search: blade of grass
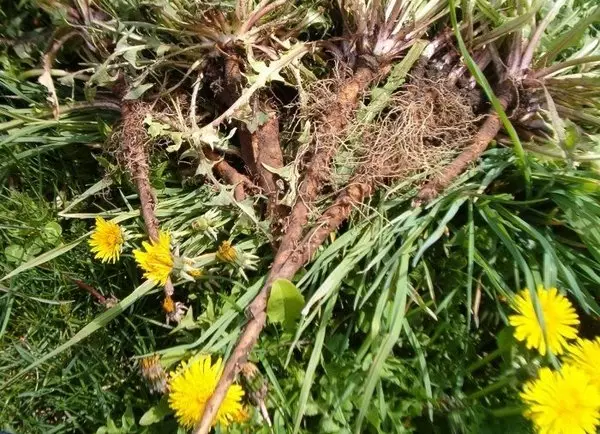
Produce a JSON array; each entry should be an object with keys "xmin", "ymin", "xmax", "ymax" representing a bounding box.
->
[
  {"xmin": 449, "ymin": 0, "xmax": 530, "ymax": 189},
  {"xmin": 355, "ymin": 252, "xmax": 410, "ymax": 433},
  {"xmin": 412, "ymin": 197, "xmax": 468, "ymax": 265},
  {"xmin": 292, "ymin": 290, "xmax": 339, "ymax": 433},
  {"xmin": 1, "ymin": 234, "xmax": 89, "ymax": 282},
  {"xmin": 466, "ymin": 200, "xmax": 475, "ymax": 329},
  {"xmin": 404, "ymin": 320, "xmax": 433, "ymax": 420},
  {"xmin": 2, "ymin": 279, "xmax": 155, "ymax": 388},
  {"xmin": 537, "ymin": 5, "xmax": 600, "ymax": 67},
  {"xmin": 60, "ymin": 178, "xmax": 114, "ymax": 214}
]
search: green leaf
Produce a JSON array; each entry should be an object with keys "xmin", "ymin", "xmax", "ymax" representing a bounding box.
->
[
  {"xmin": 320, "ymin": 416, "xmax": 341, "ymax": 433},
  {"xmin": 41, "ymin": 221, "xmax": 62, "ymax": 245},
  {"xmin": 293, "ymin": 291, "xmax": 338, "ymax": 433},
  {"xmin": 60, "ymin": 178, "xmax": 113, "ymax": 214},
  {"xmin": 25, "ymin": 241, "xmax": 42, "ymax": 258},
  {"xmin": 360, "ymin": 40, "xmax": 427, "ymax": 123},
  {"xmin": 356, "ymin": 253, "xmax": 410, "ymax": 433},
  {"xmin": 564, "ymin": 120, "xmax": 580, "ymax": 150},
  {"xmin": 497, "ymin": 326, "xmax": 515, "ymax": 351},
  {"xmin": 121, "ymin": 405, "xmax": 135, "ymax": 429},
  {"xmin": 4, "ymin": 244, "xmax": 25, "ymax": 264},
  {"xmin": 139, "ymin": 397, "xmax": 171, "ymax": 426},
  {"xmin": 448, "ymin": 0, "xmax": 530, "ymax": 190},
  {"xmin": 267, "ymin": 278, "xmax": 305, "ymax": 329},
  {"xmin": 170, "ymin": 307, "xmax": 197, "ymax": 333}
]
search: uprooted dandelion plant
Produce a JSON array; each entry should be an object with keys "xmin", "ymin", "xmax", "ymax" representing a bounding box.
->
[{"xmin": 2, "ymin": 0, "xmax": 600, "ymax": 432}]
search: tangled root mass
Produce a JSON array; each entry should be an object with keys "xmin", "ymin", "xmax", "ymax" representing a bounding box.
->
[{"xmin": 300, "ymin": 76, "xmax": 479, "ymax": 192}]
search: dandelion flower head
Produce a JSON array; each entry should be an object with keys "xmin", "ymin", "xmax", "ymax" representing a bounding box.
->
[
  {"xmin": 133, "ymin": 231, "xmax": 174, "ymax": 285},
  {"xmin": 88, "ymin": 217, "xmax": 124, "ymax": 263},
  {"xmin": 216, "ymin": 240, "xmax": 237, "ymax": 263},
  {"xmin": 168, "ymin": 355, "xmax": 246, "ymax": 429},
  {"xmin": 521, "ymin": 365, "xmax": 600, "ymax": 434},
  {"xmin": 509, "ymin": 286, "xmax": 579, "ymax": 355},
  {"xmin": 565, "ymin": 337, "xmax": 600, "ymax": 389}
]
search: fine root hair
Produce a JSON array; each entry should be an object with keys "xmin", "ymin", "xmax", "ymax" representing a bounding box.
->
[{"xmin": 337, "ymin": 79, "xmax": 480, "ymax": 189}]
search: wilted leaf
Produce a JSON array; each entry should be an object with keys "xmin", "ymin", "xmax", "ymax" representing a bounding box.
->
[
  {"xmin": 195, "ymin": 157, "xmax": 215, "ymax": 177},
  {"xmin": 90, "ymin": 62, "xmax": 117, "ymax": 86},
  {"xmin": 145, "ymin": 117, "xmax": 171, "ymax": 138},
  {"xmin": 263, "ymin": 163, "xmax": 300, "ymax": 207},
  {"xmin": 156, "ymin": 44, "xmax": 171, "ymax": 57},
  {"xmin": 246, "ymin": 111, "xmax": 270, "ymax": 133},
  {"xmin": 209, "ymin": 187, "xmax": 235, "ymax": 206},
  {"xmin": 38, "ymin": 70, "xmax": 59, "ymax": 119},
  {"xmin": 166, "ymin": 132, "xmax": 184, "ymax": 152},
  {"xmin": 115, "ymin": 35, "xmax": 146, "ymax": 69},
  {"xmin": 246, "ymin": 56, "xmax": 287, "ymax": 86}
]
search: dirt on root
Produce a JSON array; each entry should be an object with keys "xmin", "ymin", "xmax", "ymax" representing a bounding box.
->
[
  {"xmin": 273, "ymin": 63, "xmax": 378, "ymax": 270},
  {"xmin": 118, "ymin": 100, "xmax": 160, "ymax": 240}
]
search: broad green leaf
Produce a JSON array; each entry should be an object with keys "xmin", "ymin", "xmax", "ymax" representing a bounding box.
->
[
  {"xmin": 4, "ymin": 244, "xmax": 25, "ymax": 264},
  {"xmin": 122, "ymin": 405, "xmax": 135, "ymax": 429},
  {"xmin": 267, "ymin": 278, "xmax": 305, "ymax": 329},
  {"xmin": 41, "ymin": 221, "xmax": 62, "ymax": 245},
  {"xmin": 139, "ymin": 397, "xmax": 171, "ymax": 426}
]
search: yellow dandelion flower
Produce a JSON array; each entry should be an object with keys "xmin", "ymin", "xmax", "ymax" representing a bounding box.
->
[
  {"xmin": 133, "ymin": 231, "xmax": 173, "ymax": 285},
  {"xmin": 168, "ymin": 355, "xmax": 245, "ymax": 429},
  {"xmin": 216, "ymin": 240, "xmax": 237, "ymax": 263},
  {"xmin": 509, "ymin": 286, "xmax": 579, "ymax": 355},
  {"xmin": 521, "ymin": 365, "xmax": 600, "ymax": 434},
  {"xmin": 88, "ymin": 217, "xmax": 124, "ymax": 263},
  {"xmin": 564, "ymin": 338, "xmax": 600, "ymax": 389}
]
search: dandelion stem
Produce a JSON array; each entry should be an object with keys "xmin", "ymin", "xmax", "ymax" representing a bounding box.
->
[
  {"xmin": 467, "ymin": 347, "xmax": 506, "ymax": 373},
  {"xmin": 466, "ymin": 375, "xmax": 514, "ymax": 401},
  {"xmin": 489, "ymin": 406, "xmax": 525, "ymax": 417}
]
